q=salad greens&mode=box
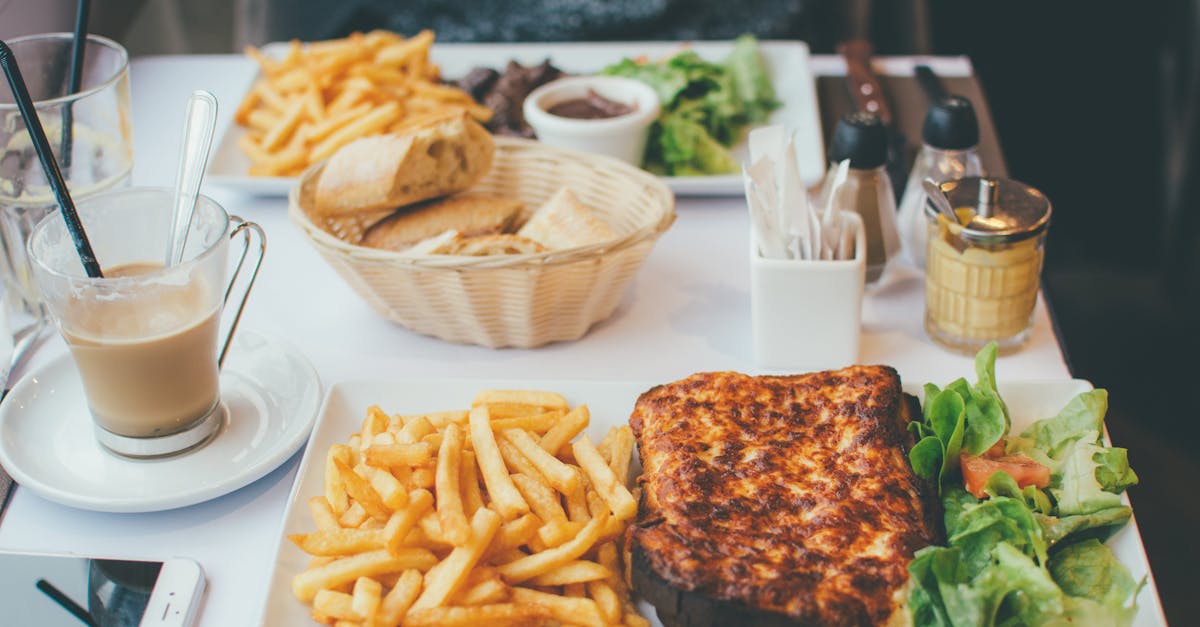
[907,343,1143,626]
[908,343,1010,494]
[601,34,778,176]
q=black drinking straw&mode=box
[61,0,91,170]
[0,40,103,278]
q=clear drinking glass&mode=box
[28,188,265,458]
[0,33,132,320]
[923,177,1051,355]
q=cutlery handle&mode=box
[838,39,894,125]
[166,90,218,267]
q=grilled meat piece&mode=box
[460,59,564,138]
[628,368,937,626]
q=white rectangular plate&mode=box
[259,378,1164,625]
[207,40,824,198]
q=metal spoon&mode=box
[922,178,960,224]
[164,90,218,267]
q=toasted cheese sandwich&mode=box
[628,367,937,626]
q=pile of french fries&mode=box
[236,30,491,177]
[289,389,647,627]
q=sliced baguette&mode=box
[517,187,615,250]
[313,110,495,217]
[442,233,547,256]
[360,192,524,251]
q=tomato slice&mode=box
[960,453,1051,499]
[982,440,1007,458]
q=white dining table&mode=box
[0,52,1072,626]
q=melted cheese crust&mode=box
[629,367,937,626]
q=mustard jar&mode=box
[924,177,1051,354]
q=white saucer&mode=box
[0,329,322,513]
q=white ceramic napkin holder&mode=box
[750,211,866,371]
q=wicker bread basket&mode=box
[289,137,676,348]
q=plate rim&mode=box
[257,375,1165,626]
[0,329,323,513]
[206,39,824,197]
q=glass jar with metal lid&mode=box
[924,176,1051,354]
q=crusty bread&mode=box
[517,187,614,249]
[442,234,547,256]
[313,110,495,217]
[360,192,524,251]
[404,229,461,255]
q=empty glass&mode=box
[0,33,133,320]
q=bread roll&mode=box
[360,192,524,251]
[313,110,495,217]
[442,234,548,256]
[517,187,614,249]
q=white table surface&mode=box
[0,53,1070,626]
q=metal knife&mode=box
[838,39,909,201]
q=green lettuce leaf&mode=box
[947,496,1048,571]
[909,542,1069,627]
[1057,596,1136,627]
[931,388,967,488]
[1051,437,1124,516]
[908,546,959,627]
[984,471,1053,514]
[906,345,1142,626]
[1007,388,1136,522]
[1094,447,1139,493]
[1015,389,1107,459]
[1049,539,1142,627]
[990,542,1065,626]
[960,345,1009,455]
[655,113,738,175]
[910,435,944,482]
[909,545,1001,627]
[908,343,1007,494]
[723,34,778,124]
[941,486,978,534]
[600,57,690,107]
[1037,507,1131,547]
[601,36,779,175]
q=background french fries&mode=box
[290,389,642,626]
[237,30,491,177]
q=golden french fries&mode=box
[236,29,491,177]
[290,389,642,626]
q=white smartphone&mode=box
[0,550,205,627]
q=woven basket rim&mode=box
[289,137,675,270]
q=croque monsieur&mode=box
[628,367,938,626]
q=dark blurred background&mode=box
[4,0,1193,622]
[927,3,1197,625]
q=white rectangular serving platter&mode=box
[258,378,1164,626]
[207,40,825,198]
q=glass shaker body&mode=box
[923,177,1051,356]
[897,146,983,268]
[820,164,898,284]
[924,222,1045,354]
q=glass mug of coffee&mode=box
[28,187,265,458]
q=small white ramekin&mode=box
[523,76,661,165]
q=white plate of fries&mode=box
[260,378,658,626]
[208,34,824,197]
